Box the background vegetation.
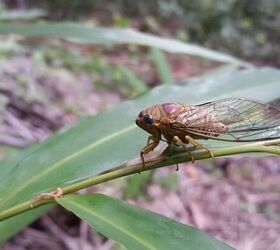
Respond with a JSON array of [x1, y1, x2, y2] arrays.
[[4, 0, 279, 64]]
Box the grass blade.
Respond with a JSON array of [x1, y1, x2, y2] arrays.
[[150, 48, 173, 85]]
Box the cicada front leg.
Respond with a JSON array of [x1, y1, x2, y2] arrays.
[[185, 135, 214, 159], [146, 135, 155, 146], [140, 136, 159, 172]]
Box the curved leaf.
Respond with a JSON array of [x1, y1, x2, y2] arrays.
[[57, 194, 234, 250], [0, 22, 246, 65], [150, 48, 173, 85], [0, 67, 279, 242]]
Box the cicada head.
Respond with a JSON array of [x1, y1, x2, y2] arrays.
[[135, 104, 163, 135]]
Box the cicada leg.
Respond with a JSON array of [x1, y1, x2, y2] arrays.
[[146, 135, 154, 145], [140, 137, 159, 172], [185, 135, 214, 159], [173, 136, 195, 162]]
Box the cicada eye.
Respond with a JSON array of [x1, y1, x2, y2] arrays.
[[143, 114, 153, 124]]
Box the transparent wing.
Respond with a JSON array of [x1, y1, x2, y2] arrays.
[[171, 98, 280, 142]]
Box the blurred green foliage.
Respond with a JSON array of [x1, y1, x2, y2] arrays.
[[29, 44, 149, 98], [4, 0, 279, 64]]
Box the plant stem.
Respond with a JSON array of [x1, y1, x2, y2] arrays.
[[0, 139, 279, 221]]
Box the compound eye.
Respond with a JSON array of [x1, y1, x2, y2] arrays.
[[143, 114, 153, 124]]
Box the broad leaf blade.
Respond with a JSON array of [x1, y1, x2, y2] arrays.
[[0, 67, 279, 242], [0, 22, 245, 65], [57, 194, 234, 250]]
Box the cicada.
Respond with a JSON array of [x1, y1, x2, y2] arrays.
[[136, 98, 280, 167]]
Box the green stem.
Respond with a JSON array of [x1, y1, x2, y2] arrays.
[[0, 139, 279, 221]]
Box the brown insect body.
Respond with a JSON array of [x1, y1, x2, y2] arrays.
[[136, 103, 227, 143], [136, 98, 280, 168]]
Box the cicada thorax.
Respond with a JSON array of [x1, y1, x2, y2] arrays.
[[161, 103, 187, 120], [157, 103, 189, 142], [158, 103, 188, 141]]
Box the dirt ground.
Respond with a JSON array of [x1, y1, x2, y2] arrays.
[[1, 49, 280, 250]]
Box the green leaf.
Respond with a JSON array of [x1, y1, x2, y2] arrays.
[[192, 64, 240, 81], [0, 22, 246, 65], [57, 194, 234, 250], [150, 48, 173, 85], [0, 67, 279, 242]]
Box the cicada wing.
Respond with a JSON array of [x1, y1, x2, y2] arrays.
[[172, 98, 280, 142]]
